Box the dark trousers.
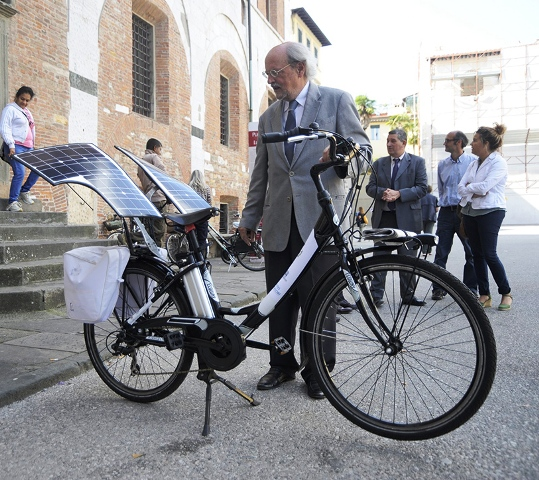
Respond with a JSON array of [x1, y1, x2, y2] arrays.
[[141, 200, 167, 247], [370, 211, 418, 301], [462, 210, 510, 296], [422, 220, 436, 254], [433, 207, 477, 293], [265, 215, 336, 380]]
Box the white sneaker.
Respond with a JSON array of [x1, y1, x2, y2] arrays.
[[6, 201, 23, 212], [19, 191, 34, 204]]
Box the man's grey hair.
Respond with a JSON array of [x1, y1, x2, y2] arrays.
[[285, 42, 318, 81], [389, 128, 407, 143]]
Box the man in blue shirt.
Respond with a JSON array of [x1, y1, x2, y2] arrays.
[[432, 131, 478, 300]]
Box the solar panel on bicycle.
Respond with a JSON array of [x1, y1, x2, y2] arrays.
[[13, 143, 161, 218], [115, 145, 211, 214]]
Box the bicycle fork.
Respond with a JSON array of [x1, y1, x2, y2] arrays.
[[342, 256, 403, 356]]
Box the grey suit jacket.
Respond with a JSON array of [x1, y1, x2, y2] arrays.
[[240, 83, 370, 252], [366, 152, 428, 233]]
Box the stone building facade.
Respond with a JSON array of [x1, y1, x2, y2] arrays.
[[0, 0, 292, 232], [418, 42, 539, 224]]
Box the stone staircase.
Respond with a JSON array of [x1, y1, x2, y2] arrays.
[[0, 206, 111, 314]]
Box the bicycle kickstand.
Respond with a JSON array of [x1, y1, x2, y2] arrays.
[[197, 368, 260, 437]]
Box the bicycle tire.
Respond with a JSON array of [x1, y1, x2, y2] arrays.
[[305, 254, 496, 440], [84, 259, 194, 403], [236, 245, 265, 271], [107, 231, 123, 242], [231, 234, 265, 271], [220, 248, 232, 264], [166, 232, 189, 262]]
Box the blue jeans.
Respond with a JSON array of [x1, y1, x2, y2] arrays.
[[462, 210, 510, 296], [433, 207, 477, 293], [4, 144, 39, 203]]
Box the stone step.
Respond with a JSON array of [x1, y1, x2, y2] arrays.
[[0, 210, 68, 224], [0, 257, 64, 287], [0, 223, 97, 242], [0, 238, 111, 264], [0, 280, 65, 314], [0, 198, 45, 213]]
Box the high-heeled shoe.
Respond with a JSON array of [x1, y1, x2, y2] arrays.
[[498, 293, 513, 311], [479, 295, 492, 308]]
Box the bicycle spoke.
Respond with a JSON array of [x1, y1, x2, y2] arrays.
[[306, 255, 496, 440], [84, 259, 194, 403]]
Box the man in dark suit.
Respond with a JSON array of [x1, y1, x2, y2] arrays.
[[239, 41, 370, 399], [366, 128, 428, 307]]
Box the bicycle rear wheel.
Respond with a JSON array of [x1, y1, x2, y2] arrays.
[[107, 230, 123, 243], [305, 254, 496, 440], [84, 259, 194, 403], [166, 232, 189, 262], [233, 236, 265, 272]]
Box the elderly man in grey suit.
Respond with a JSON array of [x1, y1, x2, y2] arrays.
[[239, 41, 370, 399], [366, 128, 428, 308]]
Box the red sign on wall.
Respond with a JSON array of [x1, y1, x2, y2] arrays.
[[248, 130, 258, 147]]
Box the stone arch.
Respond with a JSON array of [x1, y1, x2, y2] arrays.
[[203, 50, 250, 230], [96, 0, 191, 228]]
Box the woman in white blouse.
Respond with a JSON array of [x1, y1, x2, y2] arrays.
[[458, 123, 512, 311]]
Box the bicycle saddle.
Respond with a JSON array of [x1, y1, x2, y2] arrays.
[[165, 207, 218, 226]]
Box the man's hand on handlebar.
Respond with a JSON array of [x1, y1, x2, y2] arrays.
[[239, 226, 255, 245], [319, 145, 331, 163]]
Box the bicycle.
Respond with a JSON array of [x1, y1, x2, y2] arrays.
[[167, 223, 265, 271], [14, 129, 496, 441]]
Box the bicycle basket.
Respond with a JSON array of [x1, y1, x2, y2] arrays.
[[64, 246, 130, 323]]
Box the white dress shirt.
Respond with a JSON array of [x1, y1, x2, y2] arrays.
[[457, 152, 507, 210]]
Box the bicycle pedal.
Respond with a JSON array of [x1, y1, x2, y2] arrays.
[[272, 337, 292, 354], [164, 331, 184, 350]]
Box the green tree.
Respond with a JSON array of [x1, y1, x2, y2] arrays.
[[355, 95, 376, 130], [386, 112, 419, 154]]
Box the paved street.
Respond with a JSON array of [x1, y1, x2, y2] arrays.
[[1, 226, 538, 479]]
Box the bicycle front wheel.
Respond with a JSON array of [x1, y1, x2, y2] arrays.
[[84, 259, 194, 403], [305, 254, 496, 440]]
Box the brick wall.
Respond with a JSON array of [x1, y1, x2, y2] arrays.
[[3, 0, 71, 210], [204, 50, 250, 233], [3, 0, 284, 232], [95, 0, 191, 230]]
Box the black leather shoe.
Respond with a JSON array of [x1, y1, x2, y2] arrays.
[[338, 299, 358, 310], [431, 290, 446, 301], [257, 367, 295, 390], [403, 296, 427, 306], [305, 377, 325, 400], [337, 305, 353, 314], [374, 299, 384, 308]]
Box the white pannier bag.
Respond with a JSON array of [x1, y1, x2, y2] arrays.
[[64, 246, 131, 323]]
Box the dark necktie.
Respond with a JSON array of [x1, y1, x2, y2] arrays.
[[284, 100, 298, 163], [389, 158, 400, 211]]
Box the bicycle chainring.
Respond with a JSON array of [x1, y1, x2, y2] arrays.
[[198, 319, 246, 371]]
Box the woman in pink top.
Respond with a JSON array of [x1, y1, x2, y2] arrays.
[[0, 86, 40, 212]]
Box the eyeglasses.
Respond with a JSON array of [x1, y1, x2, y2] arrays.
[[262, 63, 292, 79]]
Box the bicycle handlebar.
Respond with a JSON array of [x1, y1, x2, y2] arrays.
[[261, 125, 372, 160], [261, 126, 314, 144]]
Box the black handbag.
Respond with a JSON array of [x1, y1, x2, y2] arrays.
[[1, 141, 7, 162]]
